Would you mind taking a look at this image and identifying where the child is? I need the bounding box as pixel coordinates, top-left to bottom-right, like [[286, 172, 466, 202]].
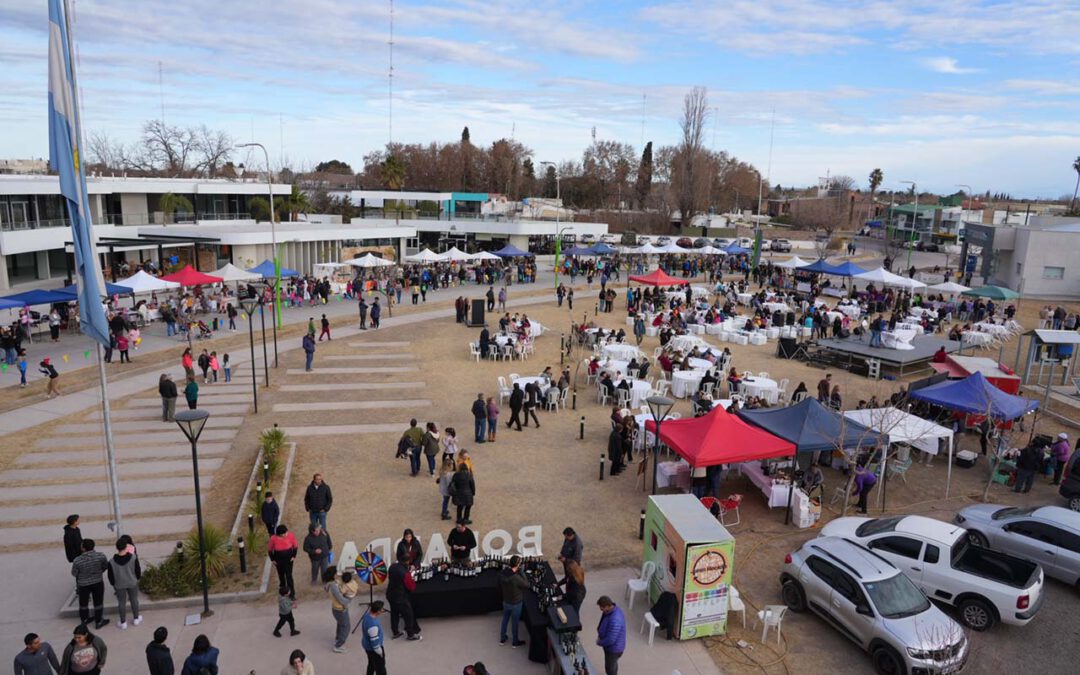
[[127, 326, 141, 351], [273, 585, 300, 637], [209, 351, 220, 383], [39, 357, 60, 398], [17, 350, 27, 388], [223, 353, 231, 383], [117, 333, 130, 363]]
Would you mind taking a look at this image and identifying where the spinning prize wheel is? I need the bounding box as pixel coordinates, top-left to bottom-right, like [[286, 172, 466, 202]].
[[354, 550, 388, 586]]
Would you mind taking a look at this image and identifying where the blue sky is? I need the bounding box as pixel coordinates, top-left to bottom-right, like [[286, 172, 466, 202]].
[[2, 0, 1079, 197]]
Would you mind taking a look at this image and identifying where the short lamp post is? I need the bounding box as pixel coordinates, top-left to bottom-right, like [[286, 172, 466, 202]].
[[175, 409, 213, 617], [240, 296, 259, 414], [647, 395, 675, 496]]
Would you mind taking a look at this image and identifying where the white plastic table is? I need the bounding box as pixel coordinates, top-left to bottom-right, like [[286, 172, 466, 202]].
[[513, 376, 550, 397], [602, 343, 643, 361], [740, 376, 779, 404], [671, 370, 708, 398]]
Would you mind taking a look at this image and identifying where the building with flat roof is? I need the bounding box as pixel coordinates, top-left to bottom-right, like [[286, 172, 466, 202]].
[[961, 217, 1080, 298]]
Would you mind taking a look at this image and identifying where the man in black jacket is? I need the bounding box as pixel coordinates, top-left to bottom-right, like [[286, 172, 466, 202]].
[[498, 556, 529, 647], [387, 556, 421, 641], [1013, 443, 1042, 494], [261, 492, 280, 536], [304, 473, 332, 530], [523, 382, 541, 428], [471, 393, 488, 443], [303, 523, 333, 585], [506, 383, 524, 431], [478, 327, 490, 358], [146, 626, 174, 675], [63, 514, 82, 563]]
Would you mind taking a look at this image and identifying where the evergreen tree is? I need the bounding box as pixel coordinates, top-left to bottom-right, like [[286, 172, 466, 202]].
[[634, 141, 653, 209]]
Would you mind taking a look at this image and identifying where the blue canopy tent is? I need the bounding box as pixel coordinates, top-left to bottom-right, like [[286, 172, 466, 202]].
[[798, 259, 846, 275], [55, 282, 134, 297], [737, 397, 886, 454], [0, 298, 25, 311], [493, 244, 532, 258], [0, 289, 73, 307], [247, 260, 300, 278], [562, 246, 596, 257], [589, 242, 617, 255], [832, 261, 867, 277], [910, 371, 1038, 420]]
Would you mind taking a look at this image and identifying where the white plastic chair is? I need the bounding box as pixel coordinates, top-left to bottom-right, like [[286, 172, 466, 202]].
[[497, 376, 511, 404], [728, 586, 746, 628], [641, 611, 661, 646], [509, 373, 521, 382], [625, 560, 656, 610], [470, 342, 482, 362], [757, 371, 770, 379], [558, 387, 569, 410], [756, 605, 787, 645]]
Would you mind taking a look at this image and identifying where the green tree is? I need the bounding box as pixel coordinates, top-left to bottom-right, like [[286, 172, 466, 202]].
[[461, 126, 470, 144], [543, 165, 558, 199], [314, 159, 353, 174], [158, 192, 194, 224], [381, 154, 406, 190], [248, 196, 272, 222], [277, 185, 312, 221], [868, 168, 883, 196], [635, 141, 653, 209]]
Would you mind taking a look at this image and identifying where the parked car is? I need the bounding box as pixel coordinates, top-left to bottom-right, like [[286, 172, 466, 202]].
[[770, 239, 792, 252], [712, 238, 731, 248], [600, 233, 619, 244], [954, 505, 1080, 586], [693, 237, 711, 248], [736, 237, 753, 248], [656, 236, 672, 245], [580, 233, 596, 242], [916, 241, 940, 252], [781, 537, 968, 675], [822, 515, 1045, 630], [675, 237, 694, 248]]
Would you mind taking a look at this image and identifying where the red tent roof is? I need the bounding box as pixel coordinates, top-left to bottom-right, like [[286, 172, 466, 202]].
[[645, 406, 795, 467], [628, 269, 690, 286], [160, 265, 224, 286]]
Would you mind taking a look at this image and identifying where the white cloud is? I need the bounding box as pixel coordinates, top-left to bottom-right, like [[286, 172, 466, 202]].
[[1004, 79, 1080, 96], [921, 57, 980, 74]]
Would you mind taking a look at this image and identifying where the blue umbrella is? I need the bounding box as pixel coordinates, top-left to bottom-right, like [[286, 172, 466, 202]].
[[247, 259, 300, 278]]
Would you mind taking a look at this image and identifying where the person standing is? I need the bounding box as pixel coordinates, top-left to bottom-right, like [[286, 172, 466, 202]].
[[506, 383, 524, 431], [59, 625, 107, 675], [851, 464, 877, 514], [273, 585, 301, 637], [159, 374, 177, 422], [449, 463, 475, 524], [181, 347, 194, 380], [447, 521, 476, 562], [17, 350, 28, 388], [387, 555, 422, 641], [559, 527, 583, 565], [498, 286, 507, 311], [358, 297, 368, 330], [437, 456, 455, 520], [106, 538, 143, 629], [227, 302, 238, 331], [261, 492, 280, 536], [304, 473, 333, 529], [395, 529, 423, 568], [268, 525, 299, 601], [361, 601, 387, 675], [14, 632, 61, 675], [559, 559, 587, 615], [63, 514, 83, 564], [145, 627, 174, 675], [318, 314, 331, 341], [1014, 443, 1042, 494], [401, 419, 424, 476], [370, 298, 381, 329], [422, 423, 441, 477], [307, 317, 317, 338], [303, 523, 333, 586], [567, 287, 574, 310], [596, 596, 627, 675], [179, 635, 218, 675], [486, 396, 499, 443], [471, 393, 487, 444], [522, 382, 541, 428], [486, 286, 496, 312], [325, 566, 358, 654], [197, 349, 211, 383], [183, 377, 199, 410], [116, 333, 131, 363], [208, 352, 219, 382], [302, 333, 316, 372], [38, 358, 60, 399], [816, 374, 831, 403], [498, 555, 529, 648], [1051, 432, 1071, 485], [72, 539, 109, 629], [49, 308, 62, 342], [222, 353, 231, 383]]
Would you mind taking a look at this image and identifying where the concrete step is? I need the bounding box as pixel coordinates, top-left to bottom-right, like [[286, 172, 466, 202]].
[[346, 341, 411, 348], [0, 494, 198, 524], [279, 423, 410, 436], [52, 416, 242, 435], [0, 514, 196, 547], [272, 400, 431, 413], [126, 394, 254, 407], [16, 442, 232, 466], [36, 428, 235, 448], [87, 404, 250, 420], [0, 475, 212, 504], [324, 354, 414, 361], [279, 382, 426, 392], [285, 367, 418, 375], [0, 457, 223, 484]]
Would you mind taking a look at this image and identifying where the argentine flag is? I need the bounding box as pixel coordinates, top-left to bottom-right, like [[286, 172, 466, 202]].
[[48, 0, 110, 347]]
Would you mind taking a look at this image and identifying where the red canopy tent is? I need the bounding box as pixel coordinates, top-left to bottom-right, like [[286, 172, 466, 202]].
[[628, 269, 690, 286], [645, 406, 795, 467], [161, 265, 224, 286]]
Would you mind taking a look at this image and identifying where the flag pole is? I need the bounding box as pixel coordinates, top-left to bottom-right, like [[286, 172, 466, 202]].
[[60, 0, 123, 536]]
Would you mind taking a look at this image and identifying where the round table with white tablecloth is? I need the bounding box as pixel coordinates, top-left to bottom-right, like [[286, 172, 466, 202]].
[[513, 376, 551, 398], [736, 292, 753, 305], [882, 327, 918, 350], [974, 322, 1010, 337], [599, 360, 630, 377], [962, 331, 993, 348], [835, 303, 862, 319], [763, 301, 789, 314], [494, 334, 517, 347], [740, 376, 779, 404], [824, 311, 843, 325], [602, 343, 643, 361], [671, 369, 708, 398], [687, 357, 714, 371], [614, 379, 653, 408]]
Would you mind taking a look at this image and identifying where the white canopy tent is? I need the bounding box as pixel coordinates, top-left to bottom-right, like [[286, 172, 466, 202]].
[[775, 255, 812, 269], [844, 406, 956, 496], [625, 242, 662, 255], [115, 270, 180, 293], [471, 250, 502, 261], [345, 253, 395, 268], [658, 242, 692, 254], [437, 246, 474, 262], [212, 263, 262, 282], [929, 280, 971, 295], [694, 245, 726, 255], [853, 267, 920, 288], [404, 248, 441, 263]]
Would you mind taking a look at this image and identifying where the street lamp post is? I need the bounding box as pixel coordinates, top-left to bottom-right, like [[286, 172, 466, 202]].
[[540, 161, 562, 288], [258, 300, 270, 387], [240, 296, 259, 413], [236, 142, 282, 333], [647, 395, 675, 495], [900, 180, 918, 269], [174, 409, 213, 617]]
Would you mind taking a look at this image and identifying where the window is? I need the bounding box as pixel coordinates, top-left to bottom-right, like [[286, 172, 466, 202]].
[[924, 544, 940, 564], [868, 536, 923, 560], [806, 557, 838, 586], [855, 516, 904, 537], [1042, 266, 1065, 280], [1005, 521, 1056, 544]]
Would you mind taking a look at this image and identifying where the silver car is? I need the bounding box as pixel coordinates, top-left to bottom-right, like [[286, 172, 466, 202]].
[[954, 504, 1080, 586], [782, 537, 968, 675]]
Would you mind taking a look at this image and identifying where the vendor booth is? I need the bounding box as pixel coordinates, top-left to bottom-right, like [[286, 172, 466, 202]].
[[643, 495, 736, 640], [843, 407, 956, 494], [930, 355, 1023, 429]]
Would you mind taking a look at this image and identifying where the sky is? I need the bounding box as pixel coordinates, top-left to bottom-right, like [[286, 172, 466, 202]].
[[2, 0, 1079, 197]]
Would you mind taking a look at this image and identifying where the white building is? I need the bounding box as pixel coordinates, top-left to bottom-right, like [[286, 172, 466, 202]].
[[962, 217, 1080, 298]]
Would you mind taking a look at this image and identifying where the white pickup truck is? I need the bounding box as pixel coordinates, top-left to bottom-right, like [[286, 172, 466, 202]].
[[822, 515, 1045, 631]]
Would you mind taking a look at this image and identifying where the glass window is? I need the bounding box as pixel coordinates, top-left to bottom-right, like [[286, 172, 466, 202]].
[[855, 516, 904, 537], [992, 506, 1037, 521], [1005, 521, 1056, 544], [924, 544, 940, 564], [868, 536, 923, 560], [864, 574, 931, 619], [1042, 266, 1065, 280], [806, 556, 837, 587]]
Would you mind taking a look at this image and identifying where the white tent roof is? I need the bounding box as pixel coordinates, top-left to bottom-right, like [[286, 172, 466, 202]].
[[115, 270, 180, 293], [775, 255, 811, 269], [626, 243, 662, 255], [212, 263, 262, 282], [853, 267, 915, 287], [694, 245, 726, 255], [314, 262, 347, 269], [472, 251, 502, 261], [844, 406, 956, 496], [404, 248, 441, 263], [929, 280, 971, 294], [437, 246, 474, 262], [345, 253, 395, 268], [658, 242, 691, 254]]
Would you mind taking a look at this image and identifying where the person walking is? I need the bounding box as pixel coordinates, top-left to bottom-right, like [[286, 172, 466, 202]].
[[59, 625, 107, 675], [437, 456, 455, 520], [486, 286, 496, 312], [387, 556, 422, 641], [39, 358, 60, 399], [567, 287, 574, 310], [227, 302, 237, 331], [304, 473, 333, 529], [498, 286, 507, 311], [183, 377, 199, 410], [197, 349, 211, 383], [72, 539, 109, 629], [370, 298, 381, 329], [106, 539, 143, 629], [303, 523, 333, 586], [145, 627, 174, 675], [222, 353, 231, 383], [261, 491, 280, 536], [471, 393, 487, 444], [1051, 432, 1071, 485], [302, 333, 316, 372], [63, 514, 83, 564], [14, 632, 61, 675], [596, 596, 627, 675], [449, 462, 475, 524], [273, 585, 301, 637], [360, 601, 387, 675], [117, 333, 131, 363], [499, 555, 529, 647], [851, 463, 877, 514], [422, 423, 441, 477], [506, 383, 524, 431], [158, 374, 177, 422], [17, 350, 28, 388], [318, 314, 331, 341], [325, 566, 359, 654], [401, 419, 424, 476], [208, 352, 219, 382], [522, 381, 541, 428], [179, 635, 218, 675], [486, 396, 499, 443], [268, 525, 299, 601]]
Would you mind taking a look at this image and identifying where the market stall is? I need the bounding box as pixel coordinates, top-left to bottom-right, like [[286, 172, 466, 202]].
[[843, 406, 955, 489]]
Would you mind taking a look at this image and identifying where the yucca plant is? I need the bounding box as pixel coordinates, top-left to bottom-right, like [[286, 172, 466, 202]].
[[182, 523, 232, 582], [260, 427, 286, 460]]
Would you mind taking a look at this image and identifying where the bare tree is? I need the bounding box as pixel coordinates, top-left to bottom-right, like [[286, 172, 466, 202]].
[[192, 125, 233, 177], [676, 87, 709, 226], [829, 175, 857, 191], [141, 120, 197, 176]]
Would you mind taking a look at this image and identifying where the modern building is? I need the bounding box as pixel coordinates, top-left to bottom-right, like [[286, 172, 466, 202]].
[[961, 217, 1080, 298]]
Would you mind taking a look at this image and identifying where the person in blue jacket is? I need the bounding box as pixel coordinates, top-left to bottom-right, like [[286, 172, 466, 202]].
[[595, 595, 626, 675], [361, 600, 387, 675], [180, 635, 218, 675]]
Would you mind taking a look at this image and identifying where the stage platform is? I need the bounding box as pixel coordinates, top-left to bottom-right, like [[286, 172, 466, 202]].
[[813, 334, 961, 376]]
